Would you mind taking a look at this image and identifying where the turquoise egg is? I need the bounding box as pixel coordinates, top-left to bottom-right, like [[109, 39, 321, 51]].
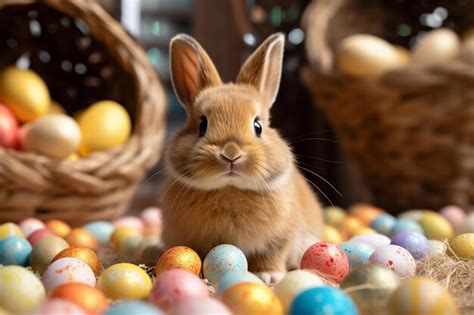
[[104, 301, 163, 315], [371, 214, 397, 236], [0, 236, 32, 266], [391, 219, 424, 237], [216, 270, 263, 295], [339, 241, 375, 269], [290, 286, 359, 315], [203, 244, 248, 285], [83, 221, 115, 245]]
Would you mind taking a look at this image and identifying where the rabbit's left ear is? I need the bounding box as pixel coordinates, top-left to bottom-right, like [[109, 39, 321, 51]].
[[237, 33, 285, 109]]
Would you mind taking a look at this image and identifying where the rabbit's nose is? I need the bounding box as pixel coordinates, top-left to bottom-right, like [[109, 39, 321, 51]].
[[221, 142, 242, 162]]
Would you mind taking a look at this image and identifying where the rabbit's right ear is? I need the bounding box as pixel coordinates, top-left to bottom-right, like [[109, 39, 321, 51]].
[[170, 34, 222, 112]]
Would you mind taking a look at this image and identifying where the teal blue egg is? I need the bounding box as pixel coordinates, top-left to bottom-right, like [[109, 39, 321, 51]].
[[339, 241, 375, 269], [104, 301, 163, 315], [390, 219, 424, 236], [216, 270, 263, 295], [371, 214, 397, 236], [289, 286, 359, 315], [83, 221, 115, 245], [0, 236, 32, 266], [203, 244, 248, 285]]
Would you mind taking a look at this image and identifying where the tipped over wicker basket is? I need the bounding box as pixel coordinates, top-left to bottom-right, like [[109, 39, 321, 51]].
[[301, 0, 474, 212], [0, 0, 166, 224]]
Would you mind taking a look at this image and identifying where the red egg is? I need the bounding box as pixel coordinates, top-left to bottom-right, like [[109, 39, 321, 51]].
[[0, 103, 19, 148], [27, 228, 55, 246], [300, 241, 349, 284]]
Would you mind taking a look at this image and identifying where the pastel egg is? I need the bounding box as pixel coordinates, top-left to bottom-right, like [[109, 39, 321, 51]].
[[273, 270, 324, 312], [391, 219, 424, 236], [369, 245, 416, 277], [391, 231, 429, 260], [140, 207, 163, 235], [351, 233, 391, 248], [52, 246, 101, 275], [156, 246, 202, 276], [420, 212, 454, 241], [398, 209, 425, 222], [83, 221, 115, 245], [31, 299, 86, 315], [323, 225, 343, 243], [341, 264, 400, 314], [412, 28, 461, 66], [426, 240, 447, 256], [42, 257, 96, 292], [216, 270, 263, 295], [456, 212, 474, 234], [388, 277, 458, 315], [338, 216, 363, 239], [221, 282, 283, 315], [0, 222, 24, 240], [110, 226, 141, 249], [50, 283, 108, 314], [118, 234, 144, 258], [65, 228, 98, 250], [203, 244, 248, 285], [338, 241, 375, 269], [114, 216, 145, 233], [0, 236, 32, 266], [371, 214, 397, 236], [46, 220, 71, 238], [149, 269, 209, 310], [300, 241, 349, 283], [104, 301, 163, 315], [30, 235, 69, 274], [324, 206, 346, 226], [351, 226, 377, 236], [18, 218, 45, 237], [349, 204, 384, 226], [289, 286, 358, 315], [0, 266, 46, 315], [440, 206, 466, 228], [0, 102, 19, 149], [27, 229, 55, 246], [449, 233, 474, 260], [98, 263, 152, 300], [168, 297, 230, 315]]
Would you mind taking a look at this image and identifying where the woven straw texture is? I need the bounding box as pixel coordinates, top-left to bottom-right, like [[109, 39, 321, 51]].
[[0, 0, 166, 225], [302, 0, 474, 212]]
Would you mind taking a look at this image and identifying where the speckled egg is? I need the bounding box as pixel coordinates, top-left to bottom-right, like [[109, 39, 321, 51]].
[[349, 204, 384, 226], [420, 212, 454, 241], [149, 269, 209, 310], [19, 218, 45, 237], [221, 282, 284, 315], [50, 283, 108, 314], [371, 214, 397, 236], [109, 226, 141, 249], [27, 228, 55, 246], [456, 212, 474, 234], [388, 277, 458, 315], [98, 263, 152, 300], [65, 228, 98, 250], [31, 299, 86, 315], [351, 233, 391, 248], [300, 241, 349, 283], [46, 220, 71, 238], [449, 233, 474, 260], [216, 270, 263, 295], [42, 257, 96, 292], [168, 297, 231, 315], [323, 225, 343, 243], [273, 270, 324, 312], [203, 244, 248, 285], [440, 205, 466, 228], [324, 206, 346, 226], [83, 221, 115, 245], [114, 216, 145, 233], [369, 244, 416, 277], [340, 264, 400, 314], [0, 236, 32, 266], [0, 223, 24, 240], [0, 266, 46, 315], [391, 231, 429, 260], [156, 246, 201, 276], [338, 241, 375, 269], [391, 219, 424, 236], [426, 240, 447, 256], [30, 235, 69, 274], [104, 301, 163, 315], [52, 246, 101, 276], [289, 286, 358, 315]]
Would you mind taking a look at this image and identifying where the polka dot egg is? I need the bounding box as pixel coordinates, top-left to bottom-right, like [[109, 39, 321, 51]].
[[203, 244, 248, 285], [369, 244, 416, 277], [300, 241, 349, 283]]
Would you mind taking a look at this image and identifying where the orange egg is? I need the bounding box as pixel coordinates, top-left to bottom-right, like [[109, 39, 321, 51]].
[[338, 216, 363, 240], [65, 228, 98, 250], [352, 226, 377, 236], [52, 246, 101, 276], [46, 220, 71, 238], [156, 246, 202, 276], [349, 204, 384, 226], [221, 283, 284, 315], [110, 226, 141, 249], [50, 283, 108, 314]]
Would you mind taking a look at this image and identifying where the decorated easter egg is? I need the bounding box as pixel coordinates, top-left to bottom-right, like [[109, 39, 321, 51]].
[[388, 277, 458, 315], [273, 270, 324, 312], [340, 264, 400, 314], [456, 212, 474, 234], [0, 103, 19, 148], [221, 282, 283, 315], [338, 216, 363, 239], [0, 222, 24, 240], [110, 226, 141, 249], [349, 204, 384, 226], [300, 241, 349, 283], [369, 244, 416, 277], [449, 233, 474, 260], [426, 240, 447, 256], [338, 241, 375, 269], [216, 270, 263, 295], [83, 221, 115, 245], [371, 214, 397, 236], [351, 226, 377, 236], [27, 228, 55, 246], [30, 235, 69, 274], [203, 244, 248, 284], [391, 219, 424, 236], [168, 297, 230, 315], [118, 233, 144, 257], [398, 209, 425, 222], [440, 206, 466, 228], [141, 207, 163, 235], [420, 212, 454, 241], [31, 299, 86, 315], [98, 263, 152, 300], [391, 231, 429, 260], [52, 246, 101, 276], [65, 228, 98, 250], [0, 266, 46, 315], [412, 28, 461, 66], [289, 286, 358, 315], [351, 233, 391, 248], [114, 216, 144, 232], [46, 220, 71, 238], [0, 236, 32, 266], [323, 225, 343, 243], [149, 269, 209, 310], [18, 218, 45, 237], [42, 257, 96, 292], [324, 206, 346, 226], [156, 246, 202, 276], [50, 283, 108, 314], [104, 301, 163, 315]]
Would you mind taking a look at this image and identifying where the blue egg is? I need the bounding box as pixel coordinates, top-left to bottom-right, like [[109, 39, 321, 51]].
[[0, 236, 32, 266], [83, 221, 115, 245], [216, 270, 263, 295], [338, 241, 375, 269], [203, 244, 248, 285], [104, 301, 163, 315], [371, 214, 397, 236], [391, 231, 429, 260], [391, 219, 424, 237], [290, 286, 359, 315]]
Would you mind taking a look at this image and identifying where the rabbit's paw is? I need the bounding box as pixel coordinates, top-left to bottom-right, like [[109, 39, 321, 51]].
[[256, 271, 286, 284]]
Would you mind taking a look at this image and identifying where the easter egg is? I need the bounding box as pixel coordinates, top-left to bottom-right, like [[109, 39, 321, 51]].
[[338, 241, 375, 269], [412, 28, 461, 66], [221, 282, 283, 315], [300, 241, 349, 283], [0, 103, 19, 148], [273, 270, 324, 312], [50, 283, 108, 314], [351, 233, 391, 248], [0, 236, 32, 266], [65, 228, 98, 250], [114, 216, 145, 232], [456, 212, 474, 234], [426, 240, 447, 256], [42, 257, 96, 292], [27, 228, 55, 246], [349, 204, 384, 226], [351, 226, 377, 236], [46, 220, 71, 238], [110, 226, 141, 249], [440, 205, 466, 228], [0, 67, 50, 122], [398, 209, 425, 222], [391, 219, 424, 236], [323, 225, 343, 243], [98, 263, 152, 300], [388, 277, 458, 315], [31, 299, 86, 315], [168, 297, 231, 315], [118, 233, 144, 257], [18, 218, 45, 237], [78, 100, 131, 155], [0, 266, 46, 315], [203, 244, 248, 284], [369, 244, 416, 277], [420, 212, 454, 241], [104, 301, 163, 315], [338, 216, 363, 239], [216, 270, 263, 295], [141, 207, 163, 235], [324, 206, 346, 226], [30, 235, 69, 274], [371, 214, 397, 236], [0, 222, 24, 240], [449, 233, 474, 260], [149, 269, 209, 310], [156, 246, 202, 276], [391, 231, 429, 260], [52, 246, 101, 275], [83, 221, 115, 245], [289, 286, 358, 315], [340, 264, 400, 314], [21, 114, 81, 159], [48, 101, 66, 114]]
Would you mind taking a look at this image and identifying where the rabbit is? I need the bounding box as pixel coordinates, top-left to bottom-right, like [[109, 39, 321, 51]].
[[160, 32, 323, 283]]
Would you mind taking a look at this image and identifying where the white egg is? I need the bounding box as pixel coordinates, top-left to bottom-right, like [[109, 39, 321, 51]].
[[42, 257, 96, 292], [351, 233, 391, 248], [412, 28, 460, 66]]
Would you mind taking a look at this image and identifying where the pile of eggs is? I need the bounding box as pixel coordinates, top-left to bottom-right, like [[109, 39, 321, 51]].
[[0, 66, 131, 158], [0, 204, 472, 315]]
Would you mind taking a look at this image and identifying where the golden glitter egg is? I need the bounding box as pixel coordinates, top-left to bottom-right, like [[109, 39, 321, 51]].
[[156, 246, 202, 276], [110, 226, 142, 249], [46, 220, 71, 238], [349, 204, 384, 226], [220, 283, 284, 315], [64, 228, 98, 250], [50, 283, 108, 314], [322, 225, 343, 244], [52, 246, 101, 276]]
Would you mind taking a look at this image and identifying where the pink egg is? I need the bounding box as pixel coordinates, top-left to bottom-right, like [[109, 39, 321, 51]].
[[114, 216, 144, 233], [369, 244, 416, 277], [149, 269, 209, 310], [300, 241, 349, 284], [141, 208, 162, 227], [168, 297, 231, 315], [19, 218, 46, 237], [351, 233, 391, 248], [42, 257, 96, 292], [440, 205, 466, 228], [31, 299, 86, 315], [28, 228, 55, 246]]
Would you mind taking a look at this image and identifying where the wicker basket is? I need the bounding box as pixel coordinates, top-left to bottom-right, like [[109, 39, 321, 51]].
[[301, 0, 474, 212], [0, 0, 166, 224]]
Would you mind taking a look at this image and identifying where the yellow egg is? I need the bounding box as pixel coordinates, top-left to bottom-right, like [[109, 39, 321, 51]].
[[48, 101, 66, 114], [338, 216, 363, 240], [394, 45, 411, 64], [221, 283, 284, 315], [324, 206, 346, 226], [156, 246, 202, 276], [110, 226, 141, 249], [0, 67, 50, 122], [97, 263, 152, 300], [0, 223, 24, 241], [449, 233, 474, 260], [78, 100, 131, 155], [412, 28, 460, 66], [420, 212, 454, 241], [68, 153, 79, 160], [322, 225, 343, 244], [352, 226, 377, 236]]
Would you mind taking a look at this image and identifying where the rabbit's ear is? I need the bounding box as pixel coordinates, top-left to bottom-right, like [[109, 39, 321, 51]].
[[170, 34, 222, 111], [237, 33, 285, 109]]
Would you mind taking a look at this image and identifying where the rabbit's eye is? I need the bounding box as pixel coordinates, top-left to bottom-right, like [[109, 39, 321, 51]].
[[199, 116, 208, 137], [254, 118, 262, 137]]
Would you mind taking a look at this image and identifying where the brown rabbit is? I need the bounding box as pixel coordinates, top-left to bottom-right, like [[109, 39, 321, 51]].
[[161, 33, 323, 283]]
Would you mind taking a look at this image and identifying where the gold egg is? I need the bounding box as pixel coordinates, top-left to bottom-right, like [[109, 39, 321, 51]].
[[338, 216, 363, 240], [221, 283, 284, 315], [65, 228, 98, 250], [46, 220, 71, 238], [52, 246, 101, 276], [156, 246, 202, 276], [110, 226, 141, 249]]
